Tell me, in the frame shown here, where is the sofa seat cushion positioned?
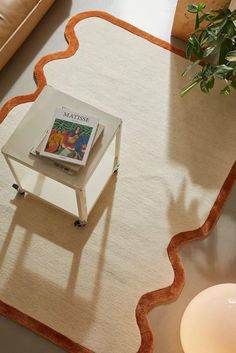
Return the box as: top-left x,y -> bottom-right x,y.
0,0 -> 40,48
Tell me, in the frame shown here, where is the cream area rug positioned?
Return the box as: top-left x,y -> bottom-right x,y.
0,12 -> 235,353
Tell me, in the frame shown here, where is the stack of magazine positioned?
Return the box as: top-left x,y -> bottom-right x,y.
31,106 -> 104,174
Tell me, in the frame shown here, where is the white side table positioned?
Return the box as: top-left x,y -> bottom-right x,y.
1,86 -> 122,227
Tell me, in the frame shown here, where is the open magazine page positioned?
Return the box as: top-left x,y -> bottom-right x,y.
40,107 -> 99,166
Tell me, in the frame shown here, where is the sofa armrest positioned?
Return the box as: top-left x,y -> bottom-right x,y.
0,0 -> 55,71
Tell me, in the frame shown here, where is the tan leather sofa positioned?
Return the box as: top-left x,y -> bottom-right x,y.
0,0 -> 55,70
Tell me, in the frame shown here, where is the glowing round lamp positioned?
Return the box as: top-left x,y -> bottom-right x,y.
180,283 -> 236,353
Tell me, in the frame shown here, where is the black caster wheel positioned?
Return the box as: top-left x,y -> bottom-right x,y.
113,164 -> 120,174
74,220 -> 87,227
12,184 -> 25,195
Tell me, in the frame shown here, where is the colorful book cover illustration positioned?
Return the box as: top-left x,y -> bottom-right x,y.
40,107 -> 98,166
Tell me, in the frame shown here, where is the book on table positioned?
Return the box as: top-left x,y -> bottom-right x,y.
31,106 -> 104,173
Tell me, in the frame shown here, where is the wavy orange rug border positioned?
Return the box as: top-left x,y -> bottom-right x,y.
0,11 -> 185,124
0,11 -> 235,353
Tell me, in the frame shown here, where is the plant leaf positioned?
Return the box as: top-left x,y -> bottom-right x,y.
186,42 -> 193,60
220,85 -> 231,95
200,77 -> 215,93
199,29 -> 209,44
195,12 -> 200,30
191,71 -> 203,80
180,79 -> 202,97
206,11 -> 221,21
199,13 -> 209,23
226,50 -> 236,62
200,80 -> 210,93
228,61 -> 236,75
188,34 -> 203,59
203,46 -> 217,58
197,2 -> 206,12
224,20 -> 235,38
208,17 -> 228,35
181,60 -> 201,77
187,4 -> 199,13
202,63 -> 213,78
214,64 -> 234,79
218,8 -> 231,17
230,10 -> 236,21
219,38 -> 234,64
207,76 -> 215,89
182,5 -> 236,96
206,28 -> 218,41
231,80 -> 236,89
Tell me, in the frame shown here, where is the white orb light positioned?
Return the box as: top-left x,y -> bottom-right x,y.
180,283 -> 236,353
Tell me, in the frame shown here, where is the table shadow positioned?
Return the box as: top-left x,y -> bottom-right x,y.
166,53 -> 236,190
0,175 -> 117,345
149,183 -> 236,353
147,48 -> 236,352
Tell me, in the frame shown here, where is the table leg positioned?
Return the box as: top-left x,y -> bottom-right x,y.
75,188 -> 88,226
3,154 -> 25,194
113,123 -> 122,172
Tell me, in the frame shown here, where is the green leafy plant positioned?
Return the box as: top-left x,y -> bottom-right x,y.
181,3 -> 236,96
